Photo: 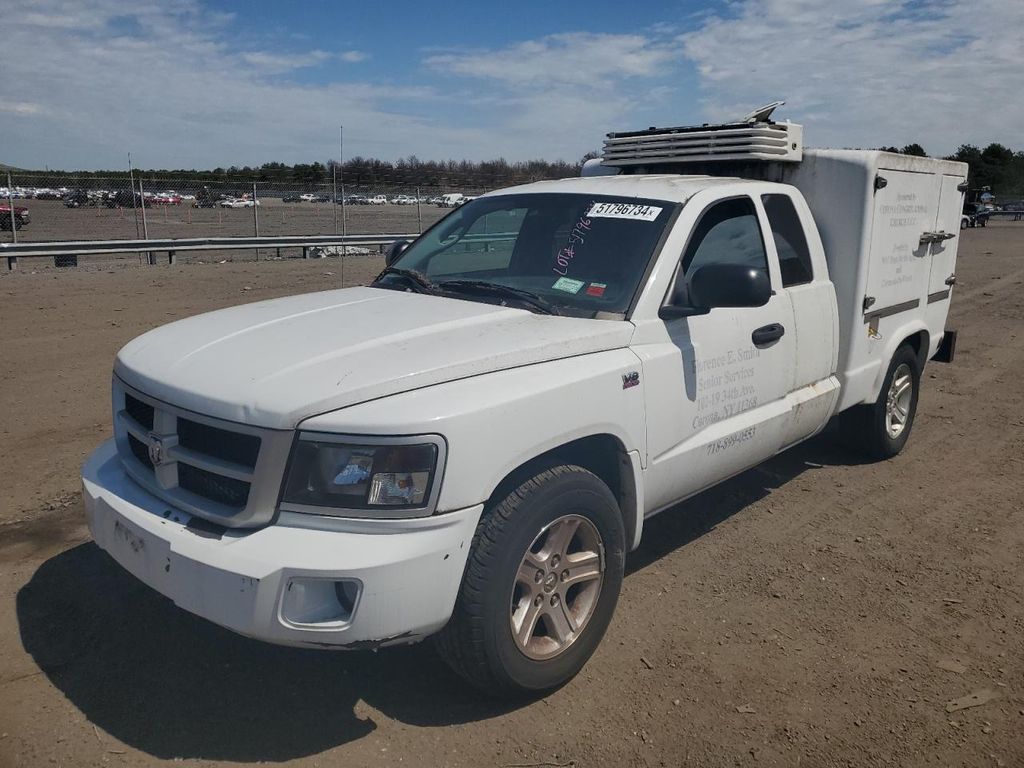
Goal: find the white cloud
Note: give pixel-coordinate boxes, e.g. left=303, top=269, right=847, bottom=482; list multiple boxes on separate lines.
left=681, top=0, right=1024, bottom=155
left=0, top=102, right=44, bottom=116
left=2, top=0, right=1018, bottom=170
left=426, top=32, right=681, bottom=87
left=0, top=0, right=483, bottom=169
left=238, top=49, right=334, bottom=73
left=423, top=32, right=685, bottom=160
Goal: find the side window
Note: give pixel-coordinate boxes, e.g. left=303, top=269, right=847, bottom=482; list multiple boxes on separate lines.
left=761, top=194, right=813, bottom=286
left=682, top=197, right=768, bottom=276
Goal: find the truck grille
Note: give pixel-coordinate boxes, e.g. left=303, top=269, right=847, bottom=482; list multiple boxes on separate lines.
left=127, top=433, right=154, bottom=469
left=177, top=417, right=260, bottom=467
left=113, top=381, right=291, bottom=527
left=178, top=463, right=251, bottom=508
left=125, top=393, right=154, bottom=430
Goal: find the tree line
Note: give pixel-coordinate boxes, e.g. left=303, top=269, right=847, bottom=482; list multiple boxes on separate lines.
left=879, top=143, right=1024, bottom=197
left=9, top=156, right=584, bottom=191
left=9, top=143, right=1024, bottom=197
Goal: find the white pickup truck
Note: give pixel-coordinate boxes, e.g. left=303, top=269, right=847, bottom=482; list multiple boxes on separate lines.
left=82, top=114, right=965, bottom=695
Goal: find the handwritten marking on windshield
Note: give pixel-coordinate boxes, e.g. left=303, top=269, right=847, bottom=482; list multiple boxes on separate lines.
left=553, top=213, right=592, bottom=276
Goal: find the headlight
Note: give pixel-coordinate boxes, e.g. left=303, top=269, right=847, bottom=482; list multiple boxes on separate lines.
left=280, top=433, right=445, bottom=518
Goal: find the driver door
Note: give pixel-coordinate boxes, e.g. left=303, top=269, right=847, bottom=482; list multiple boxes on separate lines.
left=639, top=196, right=798, bottom=514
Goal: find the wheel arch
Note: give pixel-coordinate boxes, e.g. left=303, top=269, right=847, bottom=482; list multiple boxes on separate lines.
left=869, top=323, right=930, bottom=400
left=484, top=433, right=644, bottom=552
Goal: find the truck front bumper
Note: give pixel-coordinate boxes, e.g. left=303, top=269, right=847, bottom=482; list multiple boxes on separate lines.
left=82, top=439, right=482, bottom=649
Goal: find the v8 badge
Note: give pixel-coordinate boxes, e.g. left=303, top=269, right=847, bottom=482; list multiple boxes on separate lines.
left=622, top=371, right=640, bottom=390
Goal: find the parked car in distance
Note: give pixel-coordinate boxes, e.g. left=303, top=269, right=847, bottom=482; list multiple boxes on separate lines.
left=150, top=193, right=183, bottom=205
left=219, top=197, right=260, bottom=208
left=63, top=189, right=94, bottom=208
left=962, top=202, right=988, bottom=228
left=282, top=194, right=303, bottom=203
left=299, top=193, right=317, bottom=203
left=367, top=194, right=388, bottom=205
left=0, top=202, right=30, bottom=230
left=438, top=193, right=465, bottom=208
left=103, top=190, right=150, bottom=208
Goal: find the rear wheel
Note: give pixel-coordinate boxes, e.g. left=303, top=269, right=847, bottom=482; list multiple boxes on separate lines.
left=435, top=464, right=625, bottom=696
left=840, top=344, right=920, bottom=459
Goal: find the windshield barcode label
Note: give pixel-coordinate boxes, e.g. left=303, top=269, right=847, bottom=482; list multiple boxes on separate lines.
left=587, top=202, right=662, bottom=221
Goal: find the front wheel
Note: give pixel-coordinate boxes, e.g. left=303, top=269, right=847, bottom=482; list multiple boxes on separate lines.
left=435, top=464, right=625, bottom=696
left=840, top=344, right=920, bottom=459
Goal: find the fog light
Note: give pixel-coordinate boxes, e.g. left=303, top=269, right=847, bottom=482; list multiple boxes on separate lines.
left=281, top=577, right=361, bottom=627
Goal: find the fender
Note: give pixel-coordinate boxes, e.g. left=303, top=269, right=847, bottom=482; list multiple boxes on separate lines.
left=299, top=350, right=648, bottom=516
left=866, top=317, right=930, bottom=401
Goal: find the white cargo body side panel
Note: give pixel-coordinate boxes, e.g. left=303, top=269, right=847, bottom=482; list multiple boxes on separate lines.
left=781, top=150, right=966, bottom=410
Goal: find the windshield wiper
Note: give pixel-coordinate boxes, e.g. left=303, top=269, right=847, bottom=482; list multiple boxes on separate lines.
left=438, top=280, right=560, bottom=316
left=373, top=267, right=439, bottom=295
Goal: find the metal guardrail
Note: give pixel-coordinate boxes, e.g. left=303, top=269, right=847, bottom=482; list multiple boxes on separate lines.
left=0, top=234, right=418, bottom=270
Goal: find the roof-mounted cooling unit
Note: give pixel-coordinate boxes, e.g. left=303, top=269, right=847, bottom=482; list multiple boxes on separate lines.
left=600, top=101, right=803, bottom=167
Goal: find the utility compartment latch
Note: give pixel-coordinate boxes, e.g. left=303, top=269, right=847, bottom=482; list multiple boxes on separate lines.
left=919, top=231, right=956, bottom=245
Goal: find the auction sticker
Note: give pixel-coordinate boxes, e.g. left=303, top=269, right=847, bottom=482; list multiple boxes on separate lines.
left=552, top=276, right=585, bottom=294
left=587, top=202, right=662, bottom=221
left=586, top=282, right=607, bottom=297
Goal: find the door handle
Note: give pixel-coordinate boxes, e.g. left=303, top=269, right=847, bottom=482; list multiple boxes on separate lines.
left=752, top=323, right=785, bottom=346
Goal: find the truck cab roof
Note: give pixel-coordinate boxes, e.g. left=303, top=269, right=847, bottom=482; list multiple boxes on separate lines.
left=486, top=174, right=746, bottom=205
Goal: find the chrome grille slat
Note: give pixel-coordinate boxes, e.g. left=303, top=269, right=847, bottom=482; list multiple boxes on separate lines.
left=167, top=444, right=255, bottom=482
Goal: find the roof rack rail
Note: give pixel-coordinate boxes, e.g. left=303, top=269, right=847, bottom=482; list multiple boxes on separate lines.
left=600, top=101, right=803, bottom=167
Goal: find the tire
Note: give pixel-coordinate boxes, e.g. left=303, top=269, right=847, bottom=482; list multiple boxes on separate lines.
left=435, top=464, right=625, bottom=696
left=840, top=344, right=920, bottom=459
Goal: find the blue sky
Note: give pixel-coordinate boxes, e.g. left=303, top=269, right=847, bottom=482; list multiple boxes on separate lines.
left=1, top=0, right=1021, bottom=171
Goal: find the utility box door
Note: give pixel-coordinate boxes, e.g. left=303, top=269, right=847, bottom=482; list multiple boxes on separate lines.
left=864, top=170, right=941, bottom=313
left=928, top=175, right=965, bottom=295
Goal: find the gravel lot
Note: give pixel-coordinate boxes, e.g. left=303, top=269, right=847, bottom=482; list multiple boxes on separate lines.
left=0, top=224, right=1021, bottom=767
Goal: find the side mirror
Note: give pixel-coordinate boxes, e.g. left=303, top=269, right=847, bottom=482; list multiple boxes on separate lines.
left=384, top=239, right=409, bottom=266
left=659, top=263, right=771, bottom=320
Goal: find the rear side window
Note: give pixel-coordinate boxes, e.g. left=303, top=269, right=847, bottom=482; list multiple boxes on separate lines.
left=761, top=194, right=813, bottom=286
left=682, top=197, right=768, bottom=275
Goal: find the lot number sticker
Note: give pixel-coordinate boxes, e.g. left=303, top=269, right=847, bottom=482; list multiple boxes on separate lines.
left=587, top=202, right=663, bottom=221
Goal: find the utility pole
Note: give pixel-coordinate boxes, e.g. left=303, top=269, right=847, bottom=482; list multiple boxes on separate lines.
left=6, top=172, right=17, bottom=244
left=127, top=152, right=141, bottom=240
left=340, top=125, right=347, bottom=236
left=340, top=124, right=346, bottom=286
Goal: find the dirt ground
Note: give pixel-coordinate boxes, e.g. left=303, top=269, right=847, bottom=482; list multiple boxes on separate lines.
left=0, top=224, right=1022, bottom=767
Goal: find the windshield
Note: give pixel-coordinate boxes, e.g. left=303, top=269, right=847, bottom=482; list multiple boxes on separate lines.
left=383, top=193, right=676, bottom=317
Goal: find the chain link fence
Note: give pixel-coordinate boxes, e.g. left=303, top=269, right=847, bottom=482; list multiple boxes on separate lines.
left=1, top=173, right=491, bottom=256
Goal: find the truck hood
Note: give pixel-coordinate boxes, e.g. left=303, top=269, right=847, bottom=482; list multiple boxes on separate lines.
left=114, top=286, right=635, bottom=429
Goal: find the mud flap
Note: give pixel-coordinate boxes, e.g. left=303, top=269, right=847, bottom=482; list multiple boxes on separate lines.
left=934, top=329, right=957, bottom=364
